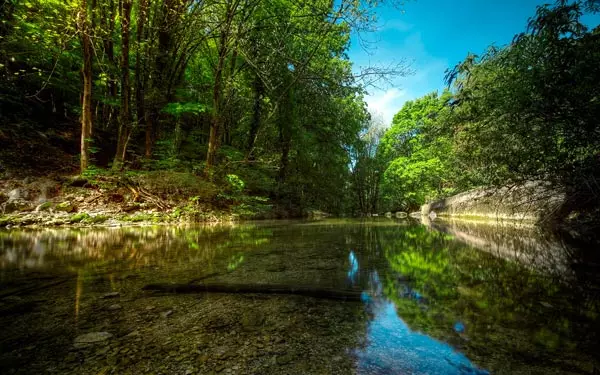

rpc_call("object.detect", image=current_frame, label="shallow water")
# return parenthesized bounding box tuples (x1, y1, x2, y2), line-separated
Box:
(0, 219, 598, 374)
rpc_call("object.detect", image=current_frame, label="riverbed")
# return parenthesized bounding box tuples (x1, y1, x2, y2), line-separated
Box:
(0, 219, 598, 374)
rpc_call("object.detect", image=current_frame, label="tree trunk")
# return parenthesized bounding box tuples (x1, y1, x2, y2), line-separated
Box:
(205, 15, 231, 176)
(246, 74, 263, 160)
(278, 83, 294, 184)
(101, 0, 117, 130)
(113, 0, 132, 169)
(79, 0, 93, 173)
(135, 0, 148, 158)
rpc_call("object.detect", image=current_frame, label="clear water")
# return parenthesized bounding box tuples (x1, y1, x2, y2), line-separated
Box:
(0, 219, 598, 374)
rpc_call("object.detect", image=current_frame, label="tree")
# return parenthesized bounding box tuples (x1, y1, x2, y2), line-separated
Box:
(445, 0, 600, 221)
(378, 91, 462, 211)
(78, 0, 93, 172)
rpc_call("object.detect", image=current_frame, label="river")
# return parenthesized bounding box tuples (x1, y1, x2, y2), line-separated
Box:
(0, 219, 598, 374)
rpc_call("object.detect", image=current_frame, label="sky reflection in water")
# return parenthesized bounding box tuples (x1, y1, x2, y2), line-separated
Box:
(355, 299, 489, 375)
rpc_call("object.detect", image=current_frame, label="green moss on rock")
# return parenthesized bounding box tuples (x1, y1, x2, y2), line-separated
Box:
(69, 213, 90, 223)
(56, 202, 75, 213)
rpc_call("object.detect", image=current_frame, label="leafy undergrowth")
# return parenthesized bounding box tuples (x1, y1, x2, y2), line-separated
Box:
(0, 168, 280, 228)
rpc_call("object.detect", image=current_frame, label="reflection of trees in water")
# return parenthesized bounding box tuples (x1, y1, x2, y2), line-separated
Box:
(373, 224, 599, 374)
(0, 225, 273, 274)
(428, 219, 573, 277)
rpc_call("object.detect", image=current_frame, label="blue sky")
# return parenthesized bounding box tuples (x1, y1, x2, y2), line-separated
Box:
(348, 0, 600, 126)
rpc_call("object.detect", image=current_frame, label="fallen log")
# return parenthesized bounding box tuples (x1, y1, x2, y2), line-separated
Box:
(142, 282, 364, 302)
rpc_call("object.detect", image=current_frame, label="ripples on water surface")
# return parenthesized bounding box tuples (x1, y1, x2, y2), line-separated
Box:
(0, 219, 598, 374)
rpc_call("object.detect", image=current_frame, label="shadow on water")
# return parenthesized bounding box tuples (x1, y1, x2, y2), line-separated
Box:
(0, 219, 598, 374)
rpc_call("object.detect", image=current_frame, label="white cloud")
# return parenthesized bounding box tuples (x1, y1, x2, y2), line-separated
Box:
(354, 31, 450, 128)
(365, 88, 408, 127)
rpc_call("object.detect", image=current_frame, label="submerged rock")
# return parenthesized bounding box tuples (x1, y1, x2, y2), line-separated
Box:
(74, 332, 113, 345)
(107, 304, 122, 311)
(102, 292, 120, 299)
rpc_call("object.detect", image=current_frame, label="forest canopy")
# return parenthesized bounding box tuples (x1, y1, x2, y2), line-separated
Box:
(1, 0, 599, 224)
(0, 0, 410, 216)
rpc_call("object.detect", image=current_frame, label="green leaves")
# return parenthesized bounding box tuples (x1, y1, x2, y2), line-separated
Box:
(379, 91, 460, 210)
(161, 102, 207, 117)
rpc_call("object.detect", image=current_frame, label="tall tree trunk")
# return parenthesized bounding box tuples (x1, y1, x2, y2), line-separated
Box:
(278, 81, 294, 184)
(79, 0, 93, 173)
(135, 0, 149, 158)
(205, 15, 231, 176)
(114, 0, 132, 169)
(246, 74, 263, 160)
(101, 0, 117, 130)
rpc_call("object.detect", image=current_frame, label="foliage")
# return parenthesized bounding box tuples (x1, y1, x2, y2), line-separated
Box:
(0, 0, 409, 216)
(378, 91, 468, 211)
(445, 1, 600, 195)
(375, 1, 600, 223)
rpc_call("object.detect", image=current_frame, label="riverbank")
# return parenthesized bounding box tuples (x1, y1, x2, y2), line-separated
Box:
(419, 182, 600, 244)
(0, 171, 291, 229)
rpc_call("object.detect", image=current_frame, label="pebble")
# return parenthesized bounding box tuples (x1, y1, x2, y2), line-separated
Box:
(161, 310, 173, 318)
(102, 292, 120, 299)
(108, 304, 122, 311)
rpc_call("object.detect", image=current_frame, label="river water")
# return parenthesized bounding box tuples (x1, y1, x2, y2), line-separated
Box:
(0, 219, 598, 374)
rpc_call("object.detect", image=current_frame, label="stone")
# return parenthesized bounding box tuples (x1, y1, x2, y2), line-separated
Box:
(102, 292, 120, 299)
(8, 188, 24, 201)
(74, 332, 113, 345)
(55, 202, 75, 213)
(276, 353, 294, 365)
(107, 304, 122, 311)
(385, 212, 392, 218)
(69, 176, 89, 187)
(242, 311, 265, 331)
(3, 200, 31, 213)
(38, 182, 58, 201)
(35, 202, 53, 212)
(161, 310, 173, 318)
(395, 211, 408, 219)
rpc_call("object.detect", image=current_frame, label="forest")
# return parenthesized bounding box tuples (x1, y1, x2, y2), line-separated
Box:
(0, 0, 599, 230)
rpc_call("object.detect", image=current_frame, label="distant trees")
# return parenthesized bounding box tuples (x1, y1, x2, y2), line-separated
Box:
(378, 0, 600, 222)
(378, 91, 462, 211)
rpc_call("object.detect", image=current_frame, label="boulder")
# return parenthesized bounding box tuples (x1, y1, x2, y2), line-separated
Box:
(55, 202, 75, 213)
(37, 181, 59, 203)
(3, 200, 32, 213)
(420, 181, 565, 222)
(8, 188, 26, 201)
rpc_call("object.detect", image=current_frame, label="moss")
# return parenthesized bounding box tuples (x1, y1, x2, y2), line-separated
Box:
(0, 215, 17, 226)
(69, 212, 90, 223)
(122, 213, 155, 222)
(87, 214, 109, 224)
(38, 202, 53, 211)
(56, 202, 75, 213)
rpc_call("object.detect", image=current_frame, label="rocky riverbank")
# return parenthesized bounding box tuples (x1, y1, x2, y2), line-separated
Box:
(0, 171, 278, 229)
(420, 182, 565, 223)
